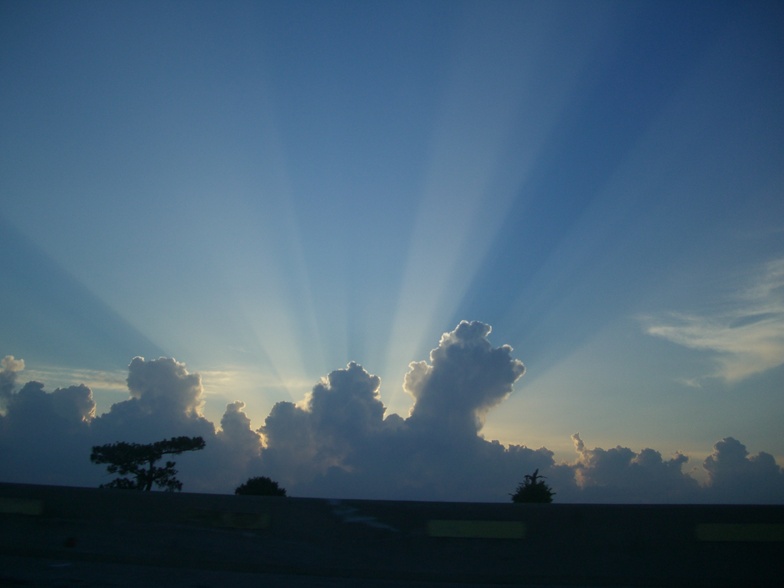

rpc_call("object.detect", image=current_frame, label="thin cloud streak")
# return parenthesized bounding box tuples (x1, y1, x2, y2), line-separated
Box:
(20, 366, 128, 396)
(643, 258, 784, 382)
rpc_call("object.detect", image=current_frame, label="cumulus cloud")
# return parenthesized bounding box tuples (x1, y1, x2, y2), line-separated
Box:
(260, 361, 393, 490)
(0, 378, 96, 485)
(219, 401, 263, 450)
(126, 356, 205, 416)
(1, 323, 782, 503)
(186, 401, 265, 494)
(643, 258, 784, 382)
(0, 354, 25, 402)
(91, 357, 215, 445)
(566, 434, 700, 503)
(405, 321, 525, 437)
(256, 323, 543, 501)
(702, 437, 784, 503)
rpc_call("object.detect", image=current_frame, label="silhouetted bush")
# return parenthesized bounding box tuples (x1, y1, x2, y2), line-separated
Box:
(235, 476, 287, 497)
(511, 468, 555, 503)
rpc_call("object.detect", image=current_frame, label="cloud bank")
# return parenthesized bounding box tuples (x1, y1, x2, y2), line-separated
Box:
(1, 321, 782, 503)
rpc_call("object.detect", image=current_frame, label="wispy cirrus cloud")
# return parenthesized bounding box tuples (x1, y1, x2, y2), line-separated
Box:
(21, 365, 128, 394)
(643, 258, 784, 382)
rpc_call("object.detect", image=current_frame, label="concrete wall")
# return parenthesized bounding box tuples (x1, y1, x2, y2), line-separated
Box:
(1, 482, 782, 586)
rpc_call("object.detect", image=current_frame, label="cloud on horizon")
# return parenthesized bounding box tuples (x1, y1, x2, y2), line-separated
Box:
(1, 321, 782, 503)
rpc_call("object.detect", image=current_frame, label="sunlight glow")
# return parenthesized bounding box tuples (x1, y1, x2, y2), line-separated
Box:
(3, 1, 782, 502)
(383, 6, 604, 413)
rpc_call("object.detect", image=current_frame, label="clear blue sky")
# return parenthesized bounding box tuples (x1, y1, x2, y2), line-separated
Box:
(1, 1, 783, 497)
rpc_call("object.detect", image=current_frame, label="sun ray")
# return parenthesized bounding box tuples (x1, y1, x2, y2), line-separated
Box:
(382, 4, 607, 410)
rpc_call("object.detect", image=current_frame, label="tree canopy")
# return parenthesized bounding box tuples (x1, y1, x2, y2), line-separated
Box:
(234, 476, 287, 497)
(90, 436, 205, 492)
(510, 468, 555, 503)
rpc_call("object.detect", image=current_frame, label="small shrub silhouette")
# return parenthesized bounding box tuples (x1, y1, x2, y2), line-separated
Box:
(235, 476, 287, 497)
(511, 468, 555, 503)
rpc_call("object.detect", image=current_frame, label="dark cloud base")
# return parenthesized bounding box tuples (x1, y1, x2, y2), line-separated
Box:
(1, 323, 782, 503)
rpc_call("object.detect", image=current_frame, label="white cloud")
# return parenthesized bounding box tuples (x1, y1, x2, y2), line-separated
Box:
(1, 355, 25, 401)
(125, 356, 205, 416)
(406, 320, 525, 436)
(1, 355, 25, 372)
(258, 322, 538, 501)
(191, 401, 264, 494)
(0, 379, 97, 486)
(89, 359, 215, 453)
(1, 323, 782, 503)
(702, 437, 784, 503)
(566, 434, 700, 503)
(259, 361, 391, 489)
(643, 258, 784, 381)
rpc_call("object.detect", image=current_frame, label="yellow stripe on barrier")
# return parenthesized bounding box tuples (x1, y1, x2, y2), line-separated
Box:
(696, 523, 784, 542)
(0, 497, 44, 516)
(428, 520, 525, 539)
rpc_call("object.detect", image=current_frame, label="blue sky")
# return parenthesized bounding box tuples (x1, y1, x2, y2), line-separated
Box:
(2, 1, 783, 498)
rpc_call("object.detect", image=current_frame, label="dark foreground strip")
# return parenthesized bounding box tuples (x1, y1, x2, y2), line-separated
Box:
(0, 497, 43, 515)
(427, 520, 526, 539)
(182, 508, 270, 529)
(696, 523, 784, 542)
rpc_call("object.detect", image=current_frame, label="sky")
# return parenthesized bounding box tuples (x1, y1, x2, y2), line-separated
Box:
(1, 1, 783, 502)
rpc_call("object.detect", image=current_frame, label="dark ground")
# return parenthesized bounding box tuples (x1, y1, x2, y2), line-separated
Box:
(1, 483, 782, 587)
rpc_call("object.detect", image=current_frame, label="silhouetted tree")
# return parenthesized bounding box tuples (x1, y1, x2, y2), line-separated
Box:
(511, 468, 555, 503)
(234, 476, 287, 497)
(90, 436, 205, 492)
